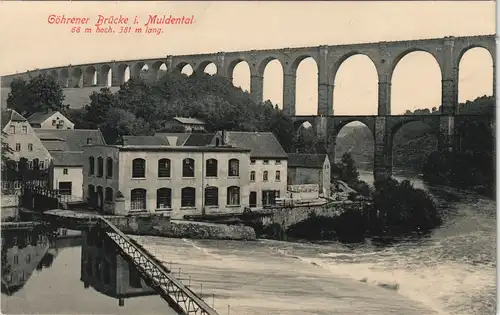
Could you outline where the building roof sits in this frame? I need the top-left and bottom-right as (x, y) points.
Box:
(183, 133), (215, 146)
(1, 109), (26, 130)
(26, 111), (57, 124)
(122, 136), (170, 146)
(50, 151), (84, 167)
(287, 153), (327, 168)
(173, 117), (205, 125)
(222, 131), (288, 159)
(86, 144), (250, 153)
(35, 129), (106, 152)
(155, 133), (191, 146)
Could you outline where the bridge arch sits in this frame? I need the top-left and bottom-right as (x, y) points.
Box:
(389, 119), (439, 171)
(262, 59), (283, 108)
(83, 66), (97, 87)
(457, 47), (494, 105)
(196, 61), (217, 75)
(150, 61), (167, 80)
(229, 59), (250, 92)
(332, 121), (375, 167)
(49, 69), (58, 81)
(294, 57), (318, 115)
(455, 119), (493, 152)
(59, 69), (69, 87)
(70, 67), (83, 88)
(330, 53), (379, 116)
(100, 65), (112, 87)
(117, 63), (130, 85)
(131, 62), (148, 78)
(390, 50), (442, 115)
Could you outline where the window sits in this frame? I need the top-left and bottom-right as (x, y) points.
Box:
(27, 143), (33, 151)
(88, 157), (95, 175)
(97, 157), (104, 177)
(250, 171), (255, 181)
(181, 187), (196, 207)
(130, 188), (147, 211)
(156, 188), (172, 209)
(87, 185), (96, 206)
(158, 159), (171, 178)
(40, 160), (45, 169)
(15, 143), (20, 151)
(22, 126), (27, 134)
(132, 158), (146, 178)
(228, 159), (239, 177)
(275, 160), (281, 165)
(263, 171), (268, 181)
(263, 159), (269, 165)
(9, 125), (15, 134)
(86, 138), (92, 144)
(26, 254), (31, 263)
(13, 255), (18, 264)
(204, 187), (218, 206)
(250, 159), (256, 165)
(52, 120), (56, 126)
(227, 186), (240, 206)
(106, 157), (113, 178)
(28, 160), (33, 169)
(105, 187), (113, 202)
(182, 158), (195, 177)
(33, 158), (39, 169)
(275, 171), (281, 181)
(63, 168), (68, 175)
(215, 138), (220, 146)
(205, 159), (218, 177)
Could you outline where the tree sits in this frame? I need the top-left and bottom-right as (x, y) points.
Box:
(84, 88), (117, 127)
(7, 74), (67, 117)
(98, 108), (151, 144)
(337, 152), (359, 185)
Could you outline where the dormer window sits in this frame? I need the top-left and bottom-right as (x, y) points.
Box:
(86, 138), (92, 144)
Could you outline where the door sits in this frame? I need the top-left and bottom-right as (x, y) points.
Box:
(262, 190), (277, 207)
(249, 191), (257, 208)
(58, 182), (72, 195)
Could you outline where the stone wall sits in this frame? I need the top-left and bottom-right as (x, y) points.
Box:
(106, 214), (256, 241)
(261, 201), (367, 230)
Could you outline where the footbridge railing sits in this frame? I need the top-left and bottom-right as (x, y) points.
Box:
(95, 217), (220, 315)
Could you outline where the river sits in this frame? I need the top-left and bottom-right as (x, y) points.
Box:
(1, 169), (496, 315)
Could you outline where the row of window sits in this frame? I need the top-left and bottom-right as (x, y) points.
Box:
(87, 185), (242, 210)
(7, 143), (34, 152)
(4, 158), (48, 170)
(9, 125), (28, 134)
(88, 156), (113, 178)
(251, 159), (281, 165)
(251, 170), (281, 182)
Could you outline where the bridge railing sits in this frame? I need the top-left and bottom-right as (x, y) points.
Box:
(95, 217), (219, 315)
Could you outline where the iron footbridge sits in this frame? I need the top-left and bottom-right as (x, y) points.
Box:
(95, 217), (219, 315)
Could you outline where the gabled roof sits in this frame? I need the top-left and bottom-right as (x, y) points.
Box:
(1, 109), (26, 130)
(122, 136), (170, 146)
(155, 133), (191, 146)
(287, 153), (327, 168)
(35, 129), (106, 152)
(222, 131), (288, 159)
(50, 151), (84, 167)
(27, 111), (58, 124)
(184, 133), (215, 146)
(173, 117), (205, 125)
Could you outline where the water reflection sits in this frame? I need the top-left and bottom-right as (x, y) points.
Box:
(1, 227), (56, 296)
(1, 227), (169, 314)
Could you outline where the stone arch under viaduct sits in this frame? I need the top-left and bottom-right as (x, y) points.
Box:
(1, 34), (495, 117)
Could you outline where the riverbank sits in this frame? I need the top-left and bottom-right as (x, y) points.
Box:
(41, 209), (256, 240)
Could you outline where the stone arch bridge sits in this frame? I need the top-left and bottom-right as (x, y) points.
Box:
(1, 34), (495, 179)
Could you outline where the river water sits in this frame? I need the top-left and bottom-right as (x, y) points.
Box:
(1, 169), (496, 315)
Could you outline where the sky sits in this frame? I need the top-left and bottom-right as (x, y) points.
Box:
(0, 1), (495, 115)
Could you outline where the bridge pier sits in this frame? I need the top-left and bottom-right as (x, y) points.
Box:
(373, 117), (392, 180)
(250, 75), (264, 104)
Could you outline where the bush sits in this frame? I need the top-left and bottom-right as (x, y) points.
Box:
(370, 177), (441, 236)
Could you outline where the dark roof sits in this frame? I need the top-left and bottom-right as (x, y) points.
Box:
(35, 129), (106, 151)
(223, 131), (288, 159)
(173, 117), (205, 125)
(27, 111), (57, 124)
(184, 133), (215, 146)
(1, 109), (26, 130)
(50, 151), (84, 167)
(122, 136), (170, 146)
(287, 153), (327, 168)
(88, 144), (250, 153)
(155, 133), (191, 146)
